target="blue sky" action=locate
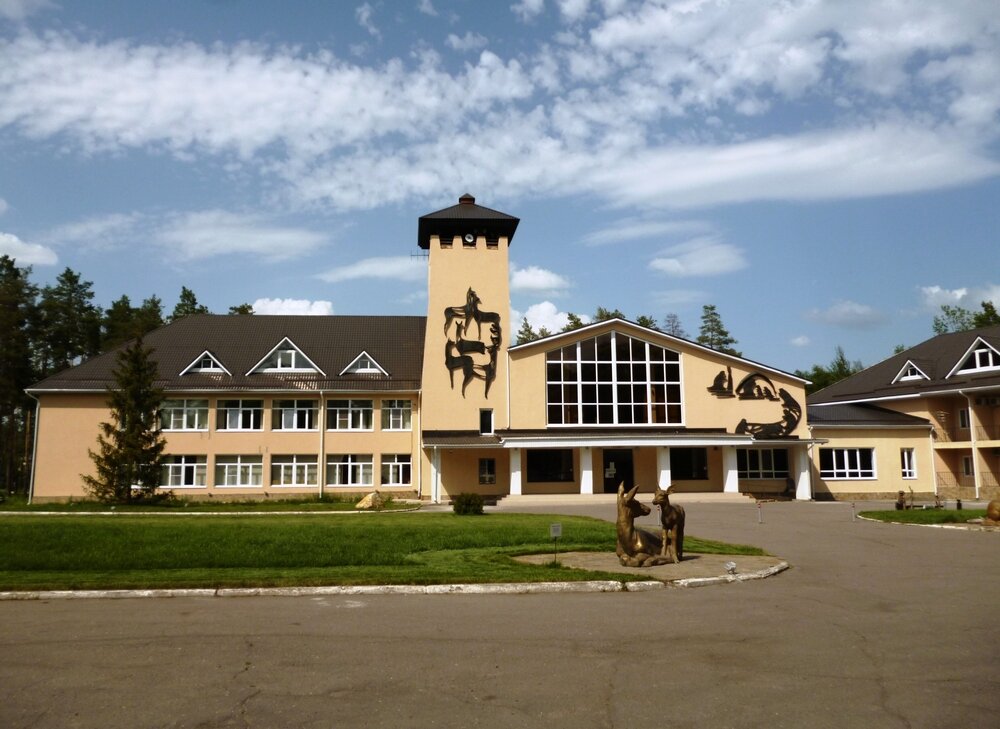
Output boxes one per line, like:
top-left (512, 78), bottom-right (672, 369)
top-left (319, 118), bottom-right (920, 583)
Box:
top-left (1, 0), bottom-right (997, 374)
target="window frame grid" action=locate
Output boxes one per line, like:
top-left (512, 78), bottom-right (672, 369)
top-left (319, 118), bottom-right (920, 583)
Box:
top-left (326, 400), bottom-right (374, 431)
top-left (160, 399), bottom-right (209, 431)
top-left (819, 448), bottom-right (876, 480)
top-left (380, 454), bottom-right (412, 486)
top-left (900, 448), bottom-right (917, 480)
top-left (160, 455), bottom-right (207, 488)
top-left (270, 455), bottom-right (319, 487)
top-left (380, 399), bottom-right (412, 431)
top-left (326, 454), bottom-right (374, 487)
top-left (214, 455), bottom-right (264, 487)
top-left (737, 448), bottom-right (790, 480)
top-left (272, 399), bottom-right (318, 431)
top-left (217, 399), bottom-right (264, 431)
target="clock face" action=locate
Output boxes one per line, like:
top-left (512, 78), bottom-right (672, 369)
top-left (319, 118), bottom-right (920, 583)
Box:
top-left (464, 233), bottom-right (475, 243)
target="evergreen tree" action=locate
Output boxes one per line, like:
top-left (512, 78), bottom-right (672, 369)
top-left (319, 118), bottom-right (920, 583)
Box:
top-left (515, 317), bottom-right (538, 344)
top-left (0, 255), bottom-right (39, 493)
top-left (697, 304), bottom-right (741, 356)
top-left (662, 313), bottom-right (688, 339)
top-left (635, 314), bottom-right (658, 330)
top-left (228, 303), bottom-right (254, 315)
top-left (102, 294), bottom-right (137, 350)
top-left (83, 335), bottom-right (166, 503)
top-left (537, 326), bottom-right (553, 338)
top-left (135, 295), bottom-right (165, 335)
top-left (593, 306), bottom-right (625, 321)
top-left (170, 286), bottom-right (210, 322)
top-left (37, 267), bottom-right (102, 376)
top-left (561, 312), bottom-right (586, 332)
top-left (794, 346), bottom-right (864, 395)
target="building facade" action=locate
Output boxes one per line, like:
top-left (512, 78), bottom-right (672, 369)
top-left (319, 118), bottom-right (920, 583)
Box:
top-left (30, 194), bottom-right (923, 504)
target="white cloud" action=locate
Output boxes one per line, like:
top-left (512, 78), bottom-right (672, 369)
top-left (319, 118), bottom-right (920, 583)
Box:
top-left (649, 237), bottom-right (747, 277)
top-left (582, 218), bottom-right (712, 246)
top-left (807, 300), bottom-right (887, 330)
top-left (790, 335), bottom-right (810, 347)
top-left (251, 298), bottom-right (335, 315)
top-left (557, 0), bottom-right (589, 23)
top-left (417, 0), bottom-right (437, 17)
top-left (514, 300), bottom-right (581, 332)
top-left (921, 283), bottom-right (1000, 310)
top-left (44, 212), bottom-right (141, 250)
top-left (652, 288), bottom-right (705, 306)
top-left (0, 231), bottom-right (57, 265)
top-left (317, 256), bottom-right (426, 283)
top-left (510, 264), bottom-right (570, 293)
top-left (446, 32), bottom-right (488, 52)
top-left (0, 0), bottom-right (52, 21)
top-left (512, 0), bottom-right (545, 23)
top-left (157, 211), bottom-right (327, 262)
top-left (0, 198), bottom-right (7, 215)
top-left (355, 3), bottom-right (380, 38)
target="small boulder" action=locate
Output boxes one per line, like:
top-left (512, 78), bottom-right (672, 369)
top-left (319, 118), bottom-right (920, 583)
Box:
top-left (355, 491), bottom-right (385, 511)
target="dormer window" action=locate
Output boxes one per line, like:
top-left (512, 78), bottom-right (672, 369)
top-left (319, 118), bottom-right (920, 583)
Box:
top-left (248, 338), bottom-right (324, 375)
top-left (892, 360), bottom-right (928, 384)
top-left (948, 337), bottom-right (1000, 378)
top-left (180, 350), bottom-right (230, 376)
top-left (340, 351), bottom-right (388, 376)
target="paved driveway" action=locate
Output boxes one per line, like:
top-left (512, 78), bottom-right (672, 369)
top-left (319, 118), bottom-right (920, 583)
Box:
top-left (2, 501), bottom-right (998, 728)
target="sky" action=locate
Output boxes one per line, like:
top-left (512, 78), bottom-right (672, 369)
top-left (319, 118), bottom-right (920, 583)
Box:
top-left (0, 0), bottom-right (997, 375)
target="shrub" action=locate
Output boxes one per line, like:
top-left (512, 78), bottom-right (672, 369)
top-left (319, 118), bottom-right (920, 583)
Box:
top-left (452, 492), bottom-right (484, 515)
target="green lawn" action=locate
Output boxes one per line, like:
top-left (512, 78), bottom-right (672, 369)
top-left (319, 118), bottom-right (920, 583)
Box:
top-left (859, 508), bottom-right (987, 525)
top-left (0, 513), bottom-right (764, 591)
top-left (0, 494), bottom-right (408, 512)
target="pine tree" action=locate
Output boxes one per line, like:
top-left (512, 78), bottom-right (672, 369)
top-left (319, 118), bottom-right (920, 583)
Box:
top-left (83, 335), bottom-right (166, 503)
top-left (37, 267), bottom-right (102, 376)
top-left (697, 304), bottom-right (741, 356)
top-left (795, 346), bottom-right (864, 395)
top-left (102, 294), bottom-right (137, 350)
top-left (593, 306), bottom-right (625, 321)
top-left (135, 295), bottom-right (165, 335)
top-left (170, 286), bottom-right (210, 322)
top-left (635, 314), bottom-right (658, 330)
top-left (561, 312), bottom-right (586, 332)
top-left (662, 313), bottom-right (688, 339)
top-left (515, 317), bottom-right (538, 344)
top-left (228, 303), bottom-right (254, 315)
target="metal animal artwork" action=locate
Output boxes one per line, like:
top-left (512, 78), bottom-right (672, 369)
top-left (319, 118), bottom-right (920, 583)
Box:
top-left (443, 288), bottom-right (481, 335)
top-left (442, 288), bottom-right (502, 398)
top-left (652, 486), bottom-right (685, 563)
top-left (735, 387), bottom-right (802, 438)
top-left (707, 366), bottom-right (735, 397)
top-left (735, 373), bottom-right (780, 401)
top-left (616, 483), bottom-right (672, 567)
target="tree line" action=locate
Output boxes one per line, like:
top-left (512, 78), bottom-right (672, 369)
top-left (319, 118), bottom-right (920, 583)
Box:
top-left (0, 255), bottom-right (251, 494)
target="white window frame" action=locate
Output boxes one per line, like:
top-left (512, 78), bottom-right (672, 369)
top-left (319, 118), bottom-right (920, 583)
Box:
top-left (160, 455), bottom-right (207, 488)
top-left (160, 399), bottom-right (209, 431)
top-left (480, 408), bottom-right (494, 435)
top-left (247, 337), bottom-right (324, 375)
top-left (479, 458), bottom-right (496, 485)
top-left (737, 448), bottom-right (789, 480)
top-left (947, 337), bottom-right (1000, 377)
top-left (959, 408), bottom-right (970, 430)
top-left (901, 448), bottom-right (917, 479)
top-left (270, 455), bottom-right (318, 487)
top-left (215, 455), bottom-right (263, 487)
top-left (819, 448), bottom-right (876, 480)
top-left (892, 360), bottom-right (928, 384)
top-left (272, 399), bottom-right (318, 431)
top-left (380, 454), bottom-right (411, 486)
top-left (380, 399), bottom-right (412, 431)
top-left (180, 350), bottom-right (231, 376)
top-left (217, 399), bottom-right (264, 431)
top-left (327, 400), bottom-right (373, 431)
top-left (340, 351), bottom-right (388, 376)
top-left (962, 455), bottom-right (974, 477)
top-left (326, 454), bottom-right (373, 487)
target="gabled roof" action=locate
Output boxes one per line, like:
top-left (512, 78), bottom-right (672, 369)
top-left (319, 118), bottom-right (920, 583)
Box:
top-left (29, 315), bottom-right (426, 393)
top-left (418, 193), bottom-right (519, 249)
top-left (890, 359), bottom-right (930, 384)
top-left (807, 403), bottom-right (931, 428)
top-left (510, 317), bottom-right (808, 384)
top-left (944, 336), bottom-right (1000, 378)
top-left (809, 325), bottom-right (1000, 405)
top-left (179, 350), bottom-right (231, 376)
top-left (339, 350), bottom-right (388, 377)
top-left (247, 337), bottom-right (326, 376)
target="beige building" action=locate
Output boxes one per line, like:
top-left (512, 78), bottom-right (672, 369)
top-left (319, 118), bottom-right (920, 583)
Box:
top-left (38, 193), bottom-right (979, 504)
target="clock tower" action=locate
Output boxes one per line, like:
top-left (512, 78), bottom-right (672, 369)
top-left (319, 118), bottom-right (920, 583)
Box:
top-left (418, 194), bottom-right (519, 433)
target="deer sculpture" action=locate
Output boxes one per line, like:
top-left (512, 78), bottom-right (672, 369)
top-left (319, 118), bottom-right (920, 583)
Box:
top-left (652, 486), bottom-right (685, 563)
top-left (615, 483), bottom-right (672, 567)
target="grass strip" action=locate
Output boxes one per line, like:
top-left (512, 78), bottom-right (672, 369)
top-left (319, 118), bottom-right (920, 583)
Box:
top-left (0, 494), bottom-right (408, 512)
top-left (0, 513), bottom-right (763, 590)
top-left (859, 508), bottom-right (987, 525)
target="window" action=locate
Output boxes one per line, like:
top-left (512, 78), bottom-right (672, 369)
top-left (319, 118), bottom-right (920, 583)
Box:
top-left (270, 455), bottom-right (318, 487)
top-left (327, 400), bottom-right (373, 430)
top-left (959, 408), bottom-right (970, 429)
top-left (217, 400), bottom-right (263, 430)
top-left (381, 455), bottom-right (411, 486)
top-left (160, 455), bottom-right (206, 487)
top-left (327, 454), bottom-right (373, 487)
top-left (737, 448), bottom-right (789, 479)
top-left (250, 339), bottom-right (320, 373)
top-left (545, 331), bottom-right (682, 426)
top-left (272, 400), bottom-right (317, 430)
top-left (160, 399), bottom-right (209, 431)
top-left (901, 448), bottom-right (916, 479)
top-left (962, 455), bottom-right (974, 477)
top-left (956, 343), bottom-right (1000, 374)
top-left (526, 449), bottom-right (574, 482)
top-left (671, 447), bottom-right (708, 480)
top-left (198, 355), bottom-right (222, 371)
top-left (381, 400), bottom-right (412, 430)
top-left (340, 351), bottom-right (387, 375)
top-left (479, 409), bottom-right (494, 434)
top-left (819, 448), bottom-right (876, 479)
top-left (893, 361), bottom-right (928, 383)
top-left (479, 458), bottom-right (496, 485)
top-left (215, 455), bottom-right (263, 487)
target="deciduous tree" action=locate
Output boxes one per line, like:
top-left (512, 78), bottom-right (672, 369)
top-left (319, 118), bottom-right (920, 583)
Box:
top-left (662, 313), bottom-right (688, 339)
top-left (932, 301), bottom-right (1000, 334)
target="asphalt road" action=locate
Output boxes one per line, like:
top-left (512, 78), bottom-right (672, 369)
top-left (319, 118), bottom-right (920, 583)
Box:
top-left (1, 501), bottom-right (998, 728)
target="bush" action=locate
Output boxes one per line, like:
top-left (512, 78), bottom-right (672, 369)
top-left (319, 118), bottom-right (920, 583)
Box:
top-left (452, 492), bottom-right (484, 515)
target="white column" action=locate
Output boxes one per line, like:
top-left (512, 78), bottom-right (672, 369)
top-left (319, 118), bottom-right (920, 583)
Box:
top-left (431, 447), bottom-right (441, 504)
top-left (656, 447), bottom-right (672, 490)
top-left (723, 447), bottom-right (739, 493)
top-left (795, 446), bottom-right (812, 501)
top-left (579, 447), bottom-right (593, 494)
top-left (509, 448), bottom-right (522, 496)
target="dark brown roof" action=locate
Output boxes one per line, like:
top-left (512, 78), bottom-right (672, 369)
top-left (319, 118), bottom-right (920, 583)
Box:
top-left (29, 314), bottom-right (426, 394)
top-left (807, 403), bottom-right (930, 428)
top-left (417, 194), bottom-right (519, 249)
top-left (809, 325), bottom-right (1000, 405)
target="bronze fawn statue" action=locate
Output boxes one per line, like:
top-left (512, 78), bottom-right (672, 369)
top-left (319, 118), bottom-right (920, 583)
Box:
top-left (652, 486), bottom-right (685, 563)
top-left (615, 483), bottom-right (672, 567)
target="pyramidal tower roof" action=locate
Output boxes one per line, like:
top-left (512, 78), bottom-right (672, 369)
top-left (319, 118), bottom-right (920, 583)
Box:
top-left (417, 194), bottom-right (520, 249)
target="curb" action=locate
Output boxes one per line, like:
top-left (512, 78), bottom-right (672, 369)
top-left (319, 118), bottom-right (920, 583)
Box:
top-left (0, 563), bottom-right (788, 601)
top-left (856, 515), bottom-right (1000, 531)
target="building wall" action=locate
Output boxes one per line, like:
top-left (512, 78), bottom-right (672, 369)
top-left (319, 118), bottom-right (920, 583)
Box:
top-left (32, 391), bottom-right (420, 502)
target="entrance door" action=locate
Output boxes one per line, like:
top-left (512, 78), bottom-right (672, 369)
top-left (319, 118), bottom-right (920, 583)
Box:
top-left (603, 449), bottom-right (634, 493)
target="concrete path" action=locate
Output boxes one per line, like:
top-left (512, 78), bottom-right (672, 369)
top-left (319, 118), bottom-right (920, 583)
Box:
top-left (1, 500), bottom-right (998, 728)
